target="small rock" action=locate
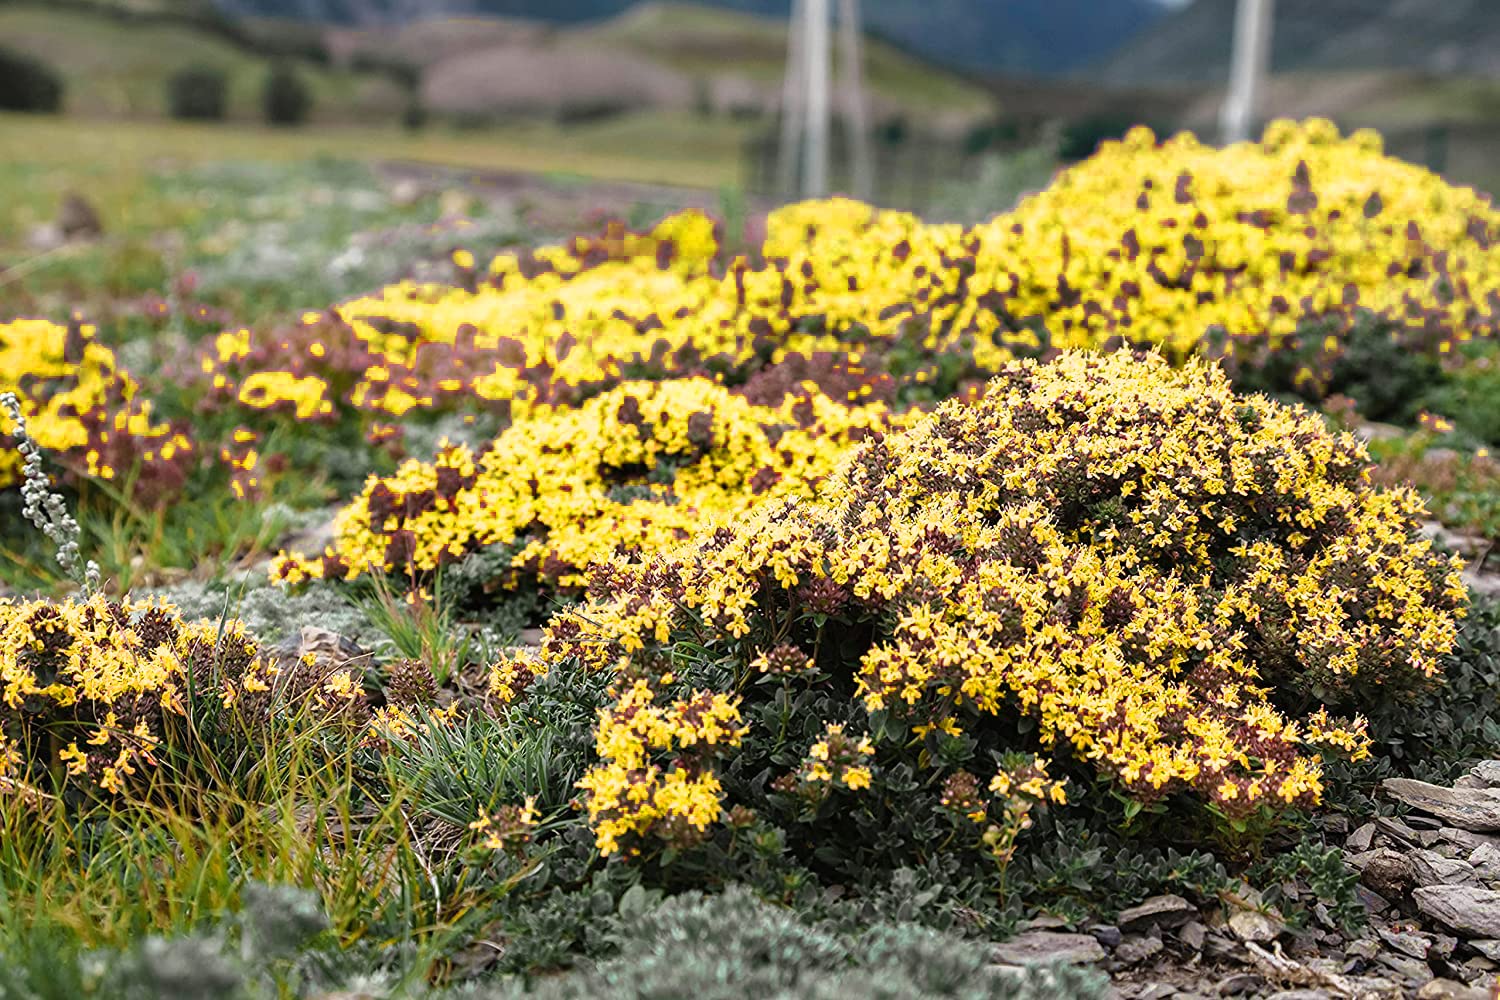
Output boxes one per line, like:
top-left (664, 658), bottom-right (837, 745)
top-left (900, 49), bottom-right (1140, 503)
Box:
top-left (1378, 950), bottom-right (1436, 985)
top-left (1215, 973), bottom-right (1266, 996)
top-left (1228, 909), bottom-right (1285, 943)
top-left (1320, 814), bottom-right (1350, 836)
top-left (991, 930), bottom-right (1106, 966)
top-left (1413, 886), bottom-right (1500, 938)
top-left (1469, 843), bottom-right (1500, 882)
top-left (1115, 934), bottom-right (1164, 966)
top-left (1020, 915), bottom-right (1069, 931)
top-left (57, 192), bottom-right (103, 240)
top-left (1440, 828), bottom-right (1500, 854)
top-left (1356, 884), bottom-right (1392, 916)
top-left (1378, 925), bottom-right (1433, 959)
top-left (1383, 778), bottom-right (1500, 833)
top-left (1416, 979), bottom-right (1491, 999)
top-left (1118, 894), bottom-right (1197, 931)
top-left (26, 222), bottom-right (64, 251)
top-left (1178, 919), bottom-right (1207, 951)
top-left (1346, 822), bottom-right (1377, 853)
top-left (1470, 761), bottom-right (1500, 788)
top-left (1469, 940), bottom-right (1500, 962)
top-left (1203, 932), bottom-right (1239, 961)
top-left (1347, 938), bottom-right (1382, 961)
top-left (1412, 850), bottom-right (1482, 888)
top-left (1133, 985), bottom-right (1177, 1000)
top-left (1378, 815), bottom-right (1424, 845)
top-left (1089, 924), bottom-right (1122, 949)
top-left (1354, 849), bottom-right (1414, 898)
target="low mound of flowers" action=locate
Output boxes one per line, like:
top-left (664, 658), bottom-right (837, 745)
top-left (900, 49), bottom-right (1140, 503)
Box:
top-left (274, 377), bottom-right (897, 592)
top-left (531, 351), bottom-right (1466, 866)
top-left (0, 318), bottom-right (190, 500)
top-left (0, 595), bottom-right (363, 794)
top-left (203, 121), bottom-right (1500, 462)
top-left (968, 119), bottom-right (1500, 410)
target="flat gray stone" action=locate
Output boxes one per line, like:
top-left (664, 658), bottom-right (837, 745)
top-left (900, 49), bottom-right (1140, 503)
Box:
top-left (1469, 843), bottom-right (1500, 882)
top-left (1378, 926), bottom-right (1433, 959)
top-left (1115, 934), bottom-right (1164, 966)
top-left (1384, 779), bottom-right (1500, 832)
top-left (1346, 822), bottom-right (1377, 853)
top-left (1415, 979), bottom-right (1492, 1000)
top-left (990, 930), bottom-right (1106, 966)
top-left (1413, 849), bottom-right (1482, 888)
top-left (1470, 939), bottom-right (1500, 961)
top-left (1228, 909), bottom-right (1285, 943)
top-left (1117, 894), bottom-right (1196, 931)
top-left (1413, 886), bottom-right (1500, 939)
top-left (1441, 828), bottom-right (1500, 853)
top-left (1178, 919), bottom-right (1207, 951)
top-left (1470, 761), bottom-right (1500, 788)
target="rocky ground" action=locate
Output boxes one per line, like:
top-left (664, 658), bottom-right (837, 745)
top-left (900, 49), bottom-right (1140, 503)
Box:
top-left (993, 764), bottom-right (1500, 1000)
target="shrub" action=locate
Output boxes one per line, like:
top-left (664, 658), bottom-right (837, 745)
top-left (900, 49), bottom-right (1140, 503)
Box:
top-left (262, 62), bottom-right (311, 127)
top-left (0, 595), bottom-right (243, 793)
top-left (534, 351), bottom-right (1465, 868)
top-left (167, 65), bottom-right (228, 121)
top-left (0, 594), bottom-right (370, 795)
top-left (272, 377), bottom-right (899, 595)
top-left (0, 47), bottom-right (63, 114)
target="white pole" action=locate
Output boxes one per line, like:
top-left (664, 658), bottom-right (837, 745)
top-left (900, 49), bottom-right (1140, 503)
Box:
top-left (837, 0), bottom-right (873, 200)
top-left (1220, 0), bottom-right (1275, 145)
top-left (777, 0), bottom-right (808, 197)
top-left (802, 0), bottom-right (832, 198)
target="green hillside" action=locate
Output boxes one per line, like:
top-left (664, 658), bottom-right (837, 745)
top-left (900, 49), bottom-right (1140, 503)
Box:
top-left (0, 3), bottom-right (406, 122)
top-left (570, 2), bottom-right (991, 114)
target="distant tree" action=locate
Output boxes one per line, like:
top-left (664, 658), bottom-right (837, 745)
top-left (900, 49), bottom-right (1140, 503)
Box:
top-left (167, 65), bottom-right (228, 121)
top-left (0, 46), bottom-right (64, 114)
top-left (262, 62), bottom-right (311, 126)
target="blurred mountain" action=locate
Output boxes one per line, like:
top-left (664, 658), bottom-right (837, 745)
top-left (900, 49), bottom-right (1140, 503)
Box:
top-left (1097, 0), bottom-right (1500, 86)
top-left (214, 0), bottom-right (1172, 76)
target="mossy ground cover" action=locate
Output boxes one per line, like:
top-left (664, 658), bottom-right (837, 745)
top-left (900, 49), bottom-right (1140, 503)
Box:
top-left (0, 118), bottom-right (1498, 998)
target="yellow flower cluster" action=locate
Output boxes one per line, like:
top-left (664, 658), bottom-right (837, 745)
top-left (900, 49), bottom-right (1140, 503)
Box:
top-left (0, 319), bottom-right (189, 491)
top-left (0, 595), bottom-right (214, 792)
top-left (273, 377), bottom-right (897, 591)
top-left (543, 351), bottom-right (1467, 829)
top-left (975, 119), bottom-right (1500, 370)
top-left (798, 722), bottom-right (874, 791)
top-left (574, 678), bottom-right (747, 856)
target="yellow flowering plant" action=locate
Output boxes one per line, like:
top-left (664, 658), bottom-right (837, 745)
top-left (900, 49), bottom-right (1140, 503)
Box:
top-left (525, 351), bottom-right (1465, 876)
top-left (0, 318), bottom-right (191, 502)
top-left (0, 592), bottom-right (372, 795)
top-left (273, 376), bottom-right (899, 597)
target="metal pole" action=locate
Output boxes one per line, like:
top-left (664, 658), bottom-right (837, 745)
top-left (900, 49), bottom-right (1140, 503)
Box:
top-left (837, 0), bottom-right (873, 200)
top-left (802, 0), bottom-right (832, 198)
top-left (1220, 0), bottom-right (1275, 145)
top-left (777, 0), bottom-right (808, 198)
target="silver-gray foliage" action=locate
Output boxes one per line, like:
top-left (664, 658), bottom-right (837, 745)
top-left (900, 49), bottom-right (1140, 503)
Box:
top-left (1, 391), bottom-right (100, 594)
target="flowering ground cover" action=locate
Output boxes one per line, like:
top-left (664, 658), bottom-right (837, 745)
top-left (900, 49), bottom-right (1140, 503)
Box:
top-left (0, 119), bottom-right (1499, 998)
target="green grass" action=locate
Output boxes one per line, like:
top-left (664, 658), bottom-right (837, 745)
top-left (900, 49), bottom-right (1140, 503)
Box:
top-left (0, 111), bottom-right (746, 323)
